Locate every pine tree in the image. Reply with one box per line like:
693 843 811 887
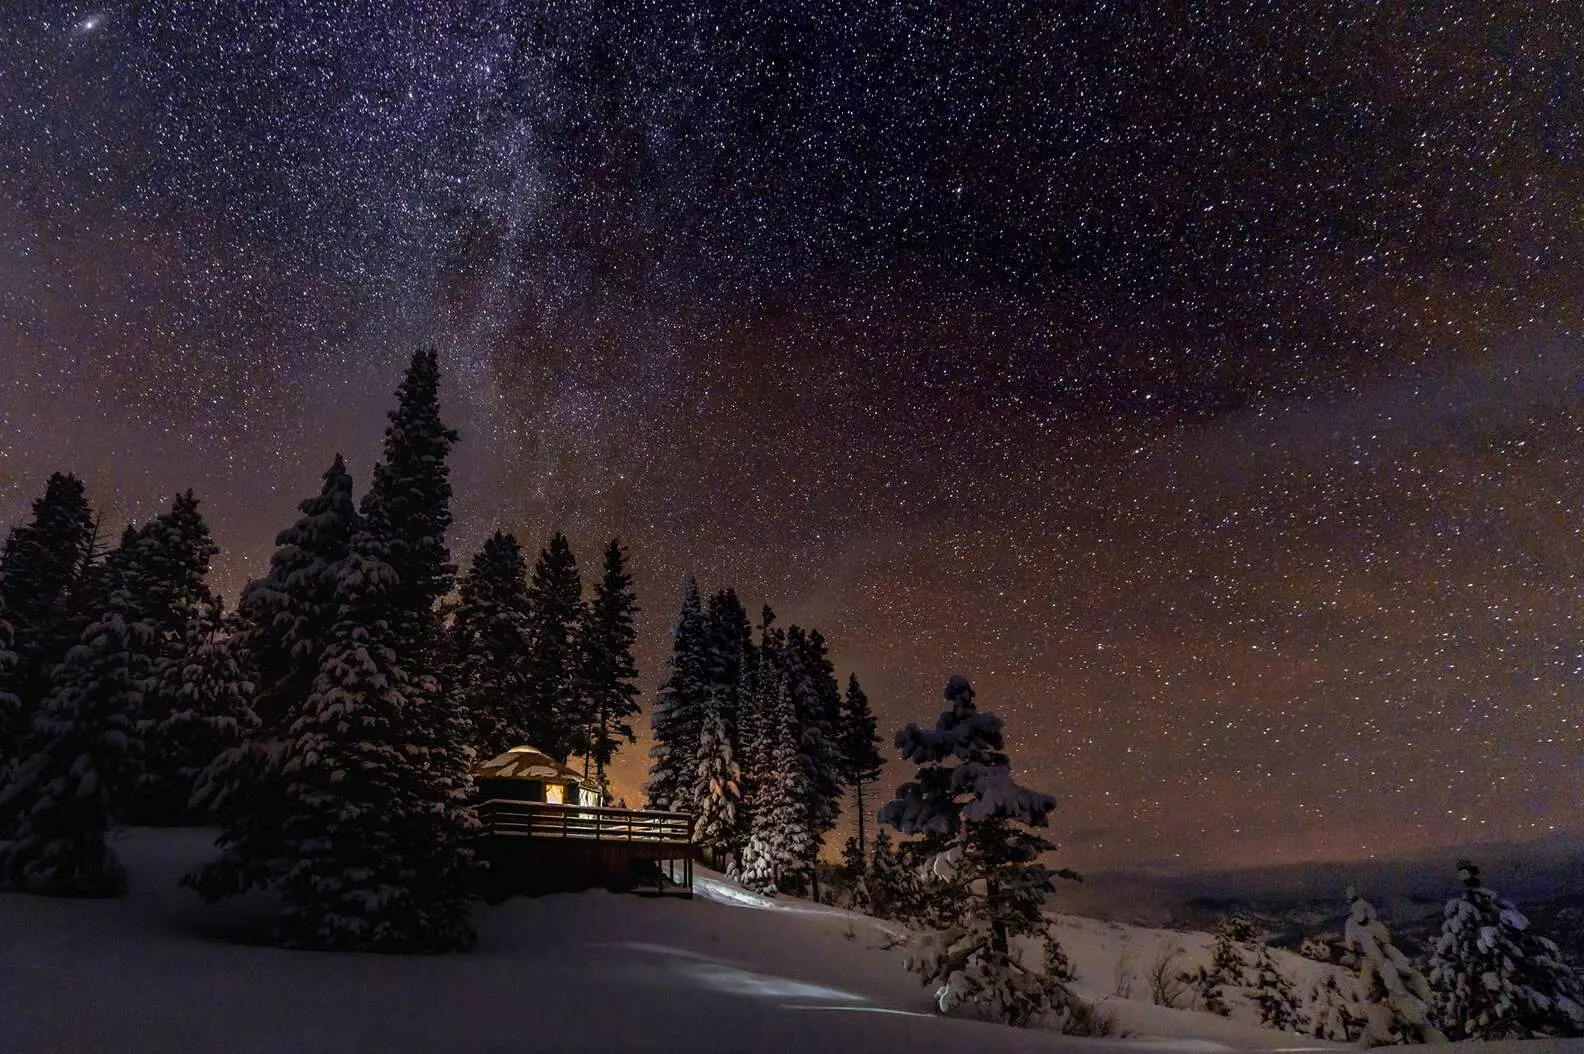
783 626 844 859
0 596 17 753
186 455 360 902
276 531 475 951
690 690 740 861
125 490 222 823
451 531 534 760
357 348 459 663
1427 860 1584 1040
1343 888 1447 1046
271 350 476 952
840 673 883 864
0 583 149 896
0 472 97 765
149 600 258 821
734 607 782 841
879 676 1080 1029
1187 915 1251 1014
1308 973 1366 1042
577 538 640 795
1183 965 1231 1016
737 675 813 895
522 533 583 763
1250 946 1309 1032
703 588 751 752
645 579 708 812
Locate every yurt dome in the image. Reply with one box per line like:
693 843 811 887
475 746 603 806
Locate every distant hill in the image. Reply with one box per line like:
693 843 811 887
1066 832 1584 960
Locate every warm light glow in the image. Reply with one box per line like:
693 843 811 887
543 783 564 805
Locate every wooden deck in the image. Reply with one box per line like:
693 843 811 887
476 799 695 899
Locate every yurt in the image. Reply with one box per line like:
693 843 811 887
474 745 604 807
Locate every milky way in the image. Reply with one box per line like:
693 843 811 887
2 2 1580 870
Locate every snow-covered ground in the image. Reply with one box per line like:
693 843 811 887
0 829 1567 1053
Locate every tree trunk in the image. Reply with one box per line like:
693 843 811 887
986 873 1008 954
855 779 867 863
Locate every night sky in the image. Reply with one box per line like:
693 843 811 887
3 3 1581 872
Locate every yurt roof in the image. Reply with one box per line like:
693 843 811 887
476 745 587 784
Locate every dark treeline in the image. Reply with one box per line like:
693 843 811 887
642 583 882 896
0 350 641 953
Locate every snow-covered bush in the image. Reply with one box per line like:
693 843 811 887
1427 859 1584 1040
1250 945 1309 1032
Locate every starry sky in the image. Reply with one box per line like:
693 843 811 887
2 2 1580 872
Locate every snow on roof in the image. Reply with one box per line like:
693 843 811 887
475 745 588 784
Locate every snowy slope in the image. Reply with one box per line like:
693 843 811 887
0 828 1474 1053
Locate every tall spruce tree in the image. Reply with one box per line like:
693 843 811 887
451 531 534 760
0 596 17 754
0 581 149 895
523 532 583 762
645 579 708 812
150 599 258 820
879 676 1080 1028
783 626 845 859
275 525 475 951
576 538 640 795
1344 888 1447 1046
737 673 813 895
735 606 783 842
840 673 883 860
0 472 97 764
690 689 740 861
270 349 476 951
1427 860 1584 1040
186 455 360 901
357 349 458 662
124 490 222 823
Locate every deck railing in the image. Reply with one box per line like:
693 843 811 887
477 799 693 845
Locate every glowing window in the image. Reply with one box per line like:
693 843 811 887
544 783 565 805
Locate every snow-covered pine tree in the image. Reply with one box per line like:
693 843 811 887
451 531 534 760
1213 916 1254 985
275 527 475 951
783 626 845 861
125 490 223 823
1250 946 1309 1032
0 594 16 751
1183 965 1231 1016
522 532 583 763
357 349 459 664
645 579 709 812
186 455 360 902
839 834 871 911
1427 859 1584 1040
690 686 740 863
878 676 1080 1029
1344 888 1447 1046
0 582 150 895
734 606 782 843
1309 972 1366 1043
737 674 813 895
840 673 883 865
866 827 906 919
703 588 751 749
270 350 476 952
576 538 640 796
0 472 97 766
148 600 258 822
